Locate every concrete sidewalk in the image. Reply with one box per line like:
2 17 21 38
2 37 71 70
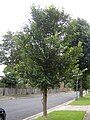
84 111 90 120
23 100 90 120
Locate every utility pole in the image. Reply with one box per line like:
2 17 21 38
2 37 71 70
76 76 79 100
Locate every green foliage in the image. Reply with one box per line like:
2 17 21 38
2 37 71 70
19 6 83 91
16 32 83 90
0 31 19 87
0 5 86 92
1 73 18 88
0 31 16 65
30 5 70 37
0 5 84 91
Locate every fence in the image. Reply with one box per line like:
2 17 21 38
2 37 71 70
0 87 68 96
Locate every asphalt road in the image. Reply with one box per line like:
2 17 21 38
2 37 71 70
0 92 75 120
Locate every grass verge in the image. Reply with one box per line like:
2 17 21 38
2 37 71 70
36 110 85 120
70 93 90 105
85 93 90 98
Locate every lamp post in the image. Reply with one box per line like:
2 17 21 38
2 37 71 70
75 73 81 100
73 72 79 100
76 76 79 100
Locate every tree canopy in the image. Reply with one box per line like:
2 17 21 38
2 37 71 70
13 6 83 116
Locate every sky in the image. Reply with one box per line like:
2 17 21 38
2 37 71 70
0 0 90 75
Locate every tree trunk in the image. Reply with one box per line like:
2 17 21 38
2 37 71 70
3 88 5 96
42 88 47 116
79 79 83 97
3 84 5 96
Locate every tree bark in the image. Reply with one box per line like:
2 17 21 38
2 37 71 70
3 84 5 96
43 88 47 116
79 79 83 97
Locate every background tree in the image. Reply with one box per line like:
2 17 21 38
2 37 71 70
68 18 90 97
0 31 23 88
83 75 90 91
0 31 16 65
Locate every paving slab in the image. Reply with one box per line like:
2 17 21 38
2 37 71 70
84 111 90 120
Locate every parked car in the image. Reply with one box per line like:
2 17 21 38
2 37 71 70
0 108 6 120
